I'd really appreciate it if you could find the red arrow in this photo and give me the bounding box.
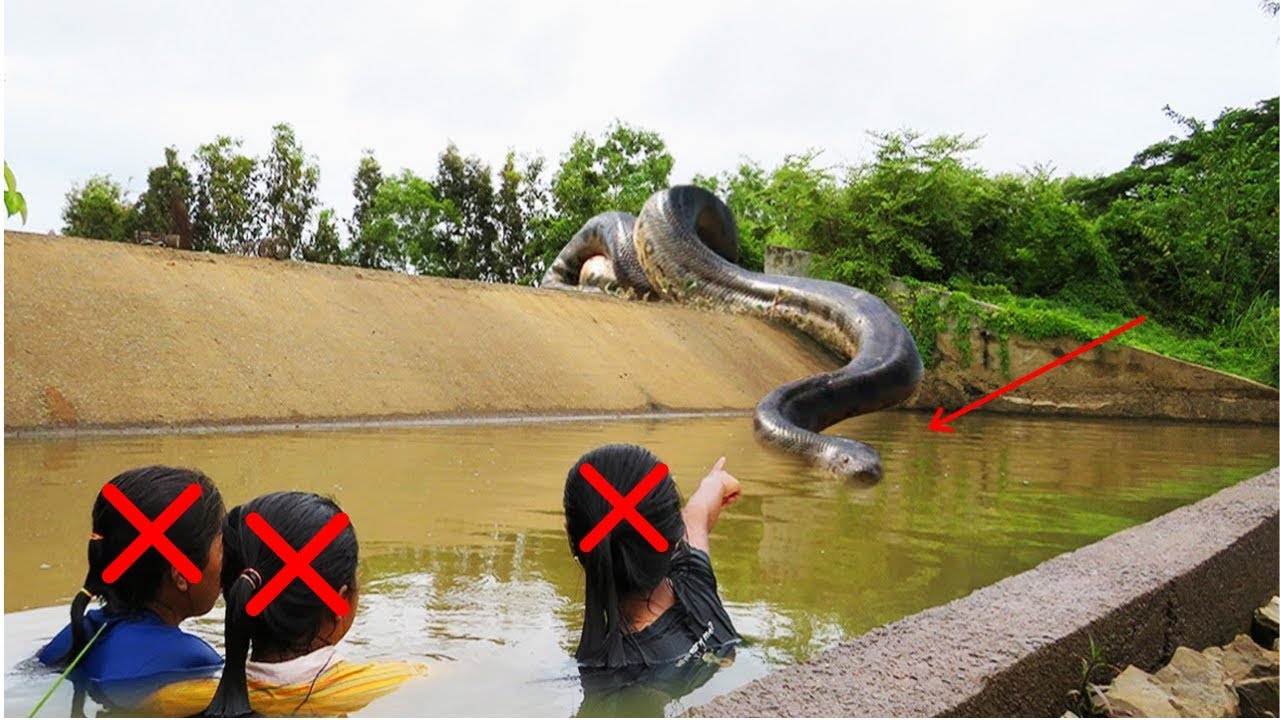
[929,315,1147,433]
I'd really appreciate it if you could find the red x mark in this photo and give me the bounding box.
[579,462,670,553]
[101,482,204,585]
[245,511,351,617]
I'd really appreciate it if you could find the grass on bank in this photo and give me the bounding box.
[893,277,1279,386]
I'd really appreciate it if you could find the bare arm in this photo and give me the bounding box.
[682,457,742,554]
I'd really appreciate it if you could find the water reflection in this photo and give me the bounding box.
[4,411,1275,716]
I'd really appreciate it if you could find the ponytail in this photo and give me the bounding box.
[201,571,259,718]
[577,535,627,667]
[65,588,94,664]
[203,492,356,717]
[63,534,108,665]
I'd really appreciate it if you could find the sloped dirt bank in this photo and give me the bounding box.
[4,232,833,432]
[5,232,1273,432]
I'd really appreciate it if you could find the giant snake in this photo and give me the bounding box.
[544,186,923,482]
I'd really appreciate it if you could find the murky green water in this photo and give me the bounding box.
[4,412,1276,716]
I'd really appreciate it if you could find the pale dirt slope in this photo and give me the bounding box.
[4,232,836,431]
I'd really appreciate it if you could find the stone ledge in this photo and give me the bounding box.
[691,469,1280,717]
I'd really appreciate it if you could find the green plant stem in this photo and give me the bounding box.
[29,623,106,718]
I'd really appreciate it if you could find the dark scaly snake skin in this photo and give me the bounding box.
[546,186,924,482]
[542,212,655,297]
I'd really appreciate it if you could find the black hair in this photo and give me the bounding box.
[64,466,225,664]
[202,492,358,718]
[563,444,686,668]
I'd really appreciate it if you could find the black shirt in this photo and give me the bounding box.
[619,542,739,666]
[576,541,741,715]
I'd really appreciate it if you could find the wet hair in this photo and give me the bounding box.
[563,444,686,667]
[202,492,358,718]
[64,466,225,664]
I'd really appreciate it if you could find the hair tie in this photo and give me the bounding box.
[240,568,263,590]
[89,533,103,541]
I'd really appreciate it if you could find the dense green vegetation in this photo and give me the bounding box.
[702,99,1277,385]
[58,99,1278,385]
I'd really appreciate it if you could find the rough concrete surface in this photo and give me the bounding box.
[764,245,814,278]
[691,469,1280,718]
[897,324,1278,425]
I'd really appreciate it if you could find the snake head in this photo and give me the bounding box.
[821,445,883,485]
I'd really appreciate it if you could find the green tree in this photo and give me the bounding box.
[131,146,194,247]
[192,136,258,253]
[983,169,1128,309]
[301,207,344,264]
[363,169,450,274]
[347,150,385,269]
[434,143,498,280]
[61,175,133,241]
[491,151,554,284]
[842,131,991,282]
[696,154,842,274]
[516,154,553,284]
[1084,98,1278,332]
[493,152,528,283]
[260,123,320,259]
[541,122,673,273]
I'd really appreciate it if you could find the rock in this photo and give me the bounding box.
[1254,596,1279,649]
[1235,676,1278,718]
[1104,648,1240,717]
[1258,597,1279,631]
[1207,634,1279,718]
[1105,630,1279,718]
[1213,632,1274,717]
[1205,634,1279,682]
[1104,666,1179,717]
[1152,647,1239,717]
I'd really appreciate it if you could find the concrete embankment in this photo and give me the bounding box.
[893,297,1279,426]
[4,232,835,432]
[5,231,1274,432]
[691,468,1280,718]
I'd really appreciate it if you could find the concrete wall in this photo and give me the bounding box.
[898,324,1279,425]
[763,245,814,278]
[4,232,833,432]
[692,469,1280,717]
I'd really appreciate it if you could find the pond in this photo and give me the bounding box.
[5,411,1276,716]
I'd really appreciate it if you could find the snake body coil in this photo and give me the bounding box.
[544,186,924,482]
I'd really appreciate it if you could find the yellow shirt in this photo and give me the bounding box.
[140,646,426,717]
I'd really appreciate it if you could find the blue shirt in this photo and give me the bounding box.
[38,608,222,708]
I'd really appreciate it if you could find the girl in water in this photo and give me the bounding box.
[562,443,742,706]
[37,466,227,708]
[144,491,425,717]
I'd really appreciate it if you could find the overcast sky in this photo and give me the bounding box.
[4,0,1277,234]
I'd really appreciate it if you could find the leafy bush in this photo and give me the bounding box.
[62,175,134,242]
